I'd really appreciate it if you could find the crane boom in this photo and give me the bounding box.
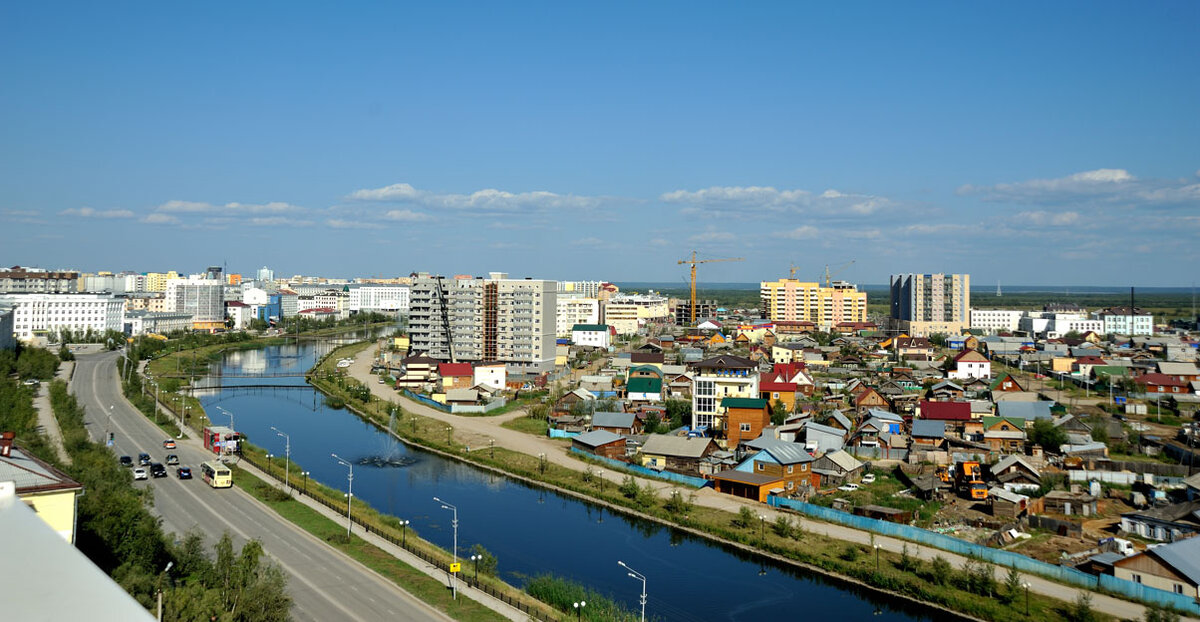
[823,259,856,288]
[677,251,744,325]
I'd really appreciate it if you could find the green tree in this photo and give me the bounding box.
[1145,603,1181,622]
[732,506,756,529]
[930,555,952,586]
[1029,419,1068,451]
[771,515,793,538]
[771,399,788,425]
[1002,564,1022,604]
[665,398,691,429]
[469,543,499,576]
[929,333,948,347]
[1068,592,1096,622]
[618,475,641,500]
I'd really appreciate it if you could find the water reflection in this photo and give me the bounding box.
[201,339,944,621]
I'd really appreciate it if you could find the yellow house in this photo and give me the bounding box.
[0,438,84,544]
[392,334,411,352]
[1052,357,1076,373]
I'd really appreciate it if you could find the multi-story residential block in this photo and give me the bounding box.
[165,277,224,330]
[602,300,641,335]
[409,272,556,374]
[143,271,180,293]
[1018,312,1103,339]
[348,284,409,314]
[691,354,759,438]
[256,266,275,282]
[557,280,606,298]
[760,279,867,331]
[1096,306,1153,336]
[279,289,298,317]
[969,309,1024,333]
[889,273,970,336]
[0,293,125,341]
[601,293,669,335]
[0,267,79,294]
[556,296,600,337]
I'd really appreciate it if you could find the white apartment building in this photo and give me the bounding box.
[409,272,557,374]
[1097,307,1154,336]
[969,309,1024,333]
[602,301,641,335]
[349,285,409,314]
[0,293,125,342]
[256,266,275,282]
[165,277,225,326]
[555,296,600,337]
[557,280,605,298]
[691,355,759,433]
[602,293,669,335]
[123,310,193,336]
[0,307,14,350]
[0,267,78,294]
[1018,312,1103,339]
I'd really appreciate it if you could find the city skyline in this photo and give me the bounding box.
[2,3,1197,285]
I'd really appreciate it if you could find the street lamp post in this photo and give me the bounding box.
[106,405,114,443]
[490,438,495,459]
[470,553,481,581]
[758,514,766,546]
[1022,582,1030,616]
[445,426,453,445]
[538,453,546,475]
[215,405,235,431]
[573,600,586,621]
[433,497,459,600]
[266,454,273,476]
[156,561,173,622]
[271,426,291,492]
[400,519,410,548]
[332,453,354,536]
[301,471,310,496]
[874,544,881,573]
[617,561,646,622]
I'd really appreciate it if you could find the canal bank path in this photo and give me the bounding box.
[344,352,1191,622]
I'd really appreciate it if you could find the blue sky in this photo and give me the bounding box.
[2,2,1197,286]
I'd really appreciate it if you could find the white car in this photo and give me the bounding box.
[838,483,860,492]
[861,474,876,485]
[133,468,148,481]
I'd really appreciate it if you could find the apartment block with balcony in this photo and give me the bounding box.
[969,309,1024,333]
[889,273,970,336]
[759,279,866,331]
[691,354,759,440]
[0,267,79,294]
[556,295,600,337]
[165,277,225,330]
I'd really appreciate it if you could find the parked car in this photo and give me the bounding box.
[176,467,193,480]
[150,463,167,478]
[22,378,40,386]
[133,468,148,480]
[838,483,860,492]
[119,455,133,467]
[165,454,179,465]
[162,439,176,449]
[138,453,152,466]
[861,474,876,485]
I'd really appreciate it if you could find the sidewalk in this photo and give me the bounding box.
[33,361,74,465]
[236,458,533,622]
[345,348,1184,622]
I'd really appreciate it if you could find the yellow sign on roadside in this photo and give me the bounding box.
[449,563,461,573]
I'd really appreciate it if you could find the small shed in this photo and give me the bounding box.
[989,486,1029,518]
[1042,490,1099,516]
[854,504,912,524]
[711,470,786,503]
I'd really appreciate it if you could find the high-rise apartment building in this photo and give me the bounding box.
[166,277,225,330]
[555,296,600,337]
[256,266,275,282]
[144,271,180,293]
[409,272,556,373]
[759,279,867,330]
[557,281,605,298]
[889,273,970,336]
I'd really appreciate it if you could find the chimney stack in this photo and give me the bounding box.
[0,431,14,458]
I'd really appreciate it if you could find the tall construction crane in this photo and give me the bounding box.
[823,259,856,288]
[789,263,800,278]
[677,251,744,325]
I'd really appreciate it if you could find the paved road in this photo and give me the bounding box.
[72,351,450,622]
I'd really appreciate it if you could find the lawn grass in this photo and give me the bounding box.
[501,416,549,436]
[235,473,513,622]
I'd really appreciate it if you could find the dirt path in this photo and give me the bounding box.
[346,349,1184,622]
[33,361,74,465]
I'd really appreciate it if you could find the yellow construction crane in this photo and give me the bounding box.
[823,259,856,287]
[789,263,800,278]
[677,251,744,324]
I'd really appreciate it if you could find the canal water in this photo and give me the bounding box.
[197,340,940,621]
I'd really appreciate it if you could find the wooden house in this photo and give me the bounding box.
[723,397,771,448]
[639,436,718,475]
[572,430,627,461]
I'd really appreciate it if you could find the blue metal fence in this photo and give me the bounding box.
[569,448,710,488]
[767,496,1200,615]
[402,389,450,412]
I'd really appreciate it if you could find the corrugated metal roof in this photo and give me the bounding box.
[592,412,636,429]
[641,435,714,458]
[1148,536,1200,585]
[912,420,946,438]
[573,430,625,447]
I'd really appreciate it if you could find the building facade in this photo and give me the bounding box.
[165,277,225,329]
[1097,306,1154,336]
[675,299,719,326]
[348,285,410,313]
[0,306,14,350]
[556,280,606,298]
[409,272,557,374]
[889,273,971,336]
[556,296,600,337]
[0,293,125,341]
[969,309,1024,333]
[0,267,79,294]
[760,279,867,330]
[691,355,759,434]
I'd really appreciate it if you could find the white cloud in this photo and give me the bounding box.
[327,219,383,230]
[1014,210,1081,227]
[348,182,601,212]
[60,207,135,219]
[688,230,736,243]
[661,185,893,217]
[773,225,820,239]
[901,223,978,235]
[576,237,605,247]
[157,200,306,214]
[648,237,671,247]
[142,213,179,224]
[249,217,311,227]
[382,209,432,222]
[958,168,1200,208]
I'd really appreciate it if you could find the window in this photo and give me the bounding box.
[1174,584,1184,594]
[787,465,794,474]
[1131,574,1142,584]
[757,462,764,471]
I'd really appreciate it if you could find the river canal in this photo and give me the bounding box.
[196,339,940,621]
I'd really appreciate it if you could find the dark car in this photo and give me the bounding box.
[150,463,167,478]
[176,467,193,480]
[165,454,179,465]
[138,452,152,466]
[119,455,133,467]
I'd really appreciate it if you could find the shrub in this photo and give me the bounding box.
[930,556,951,586]
[840,544,861,562]
[1067,592,1095,622]
[772,515,793,539]
[732,506,756,529]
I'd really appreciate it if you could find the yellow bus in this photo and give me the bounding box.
[200,461,233,488]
